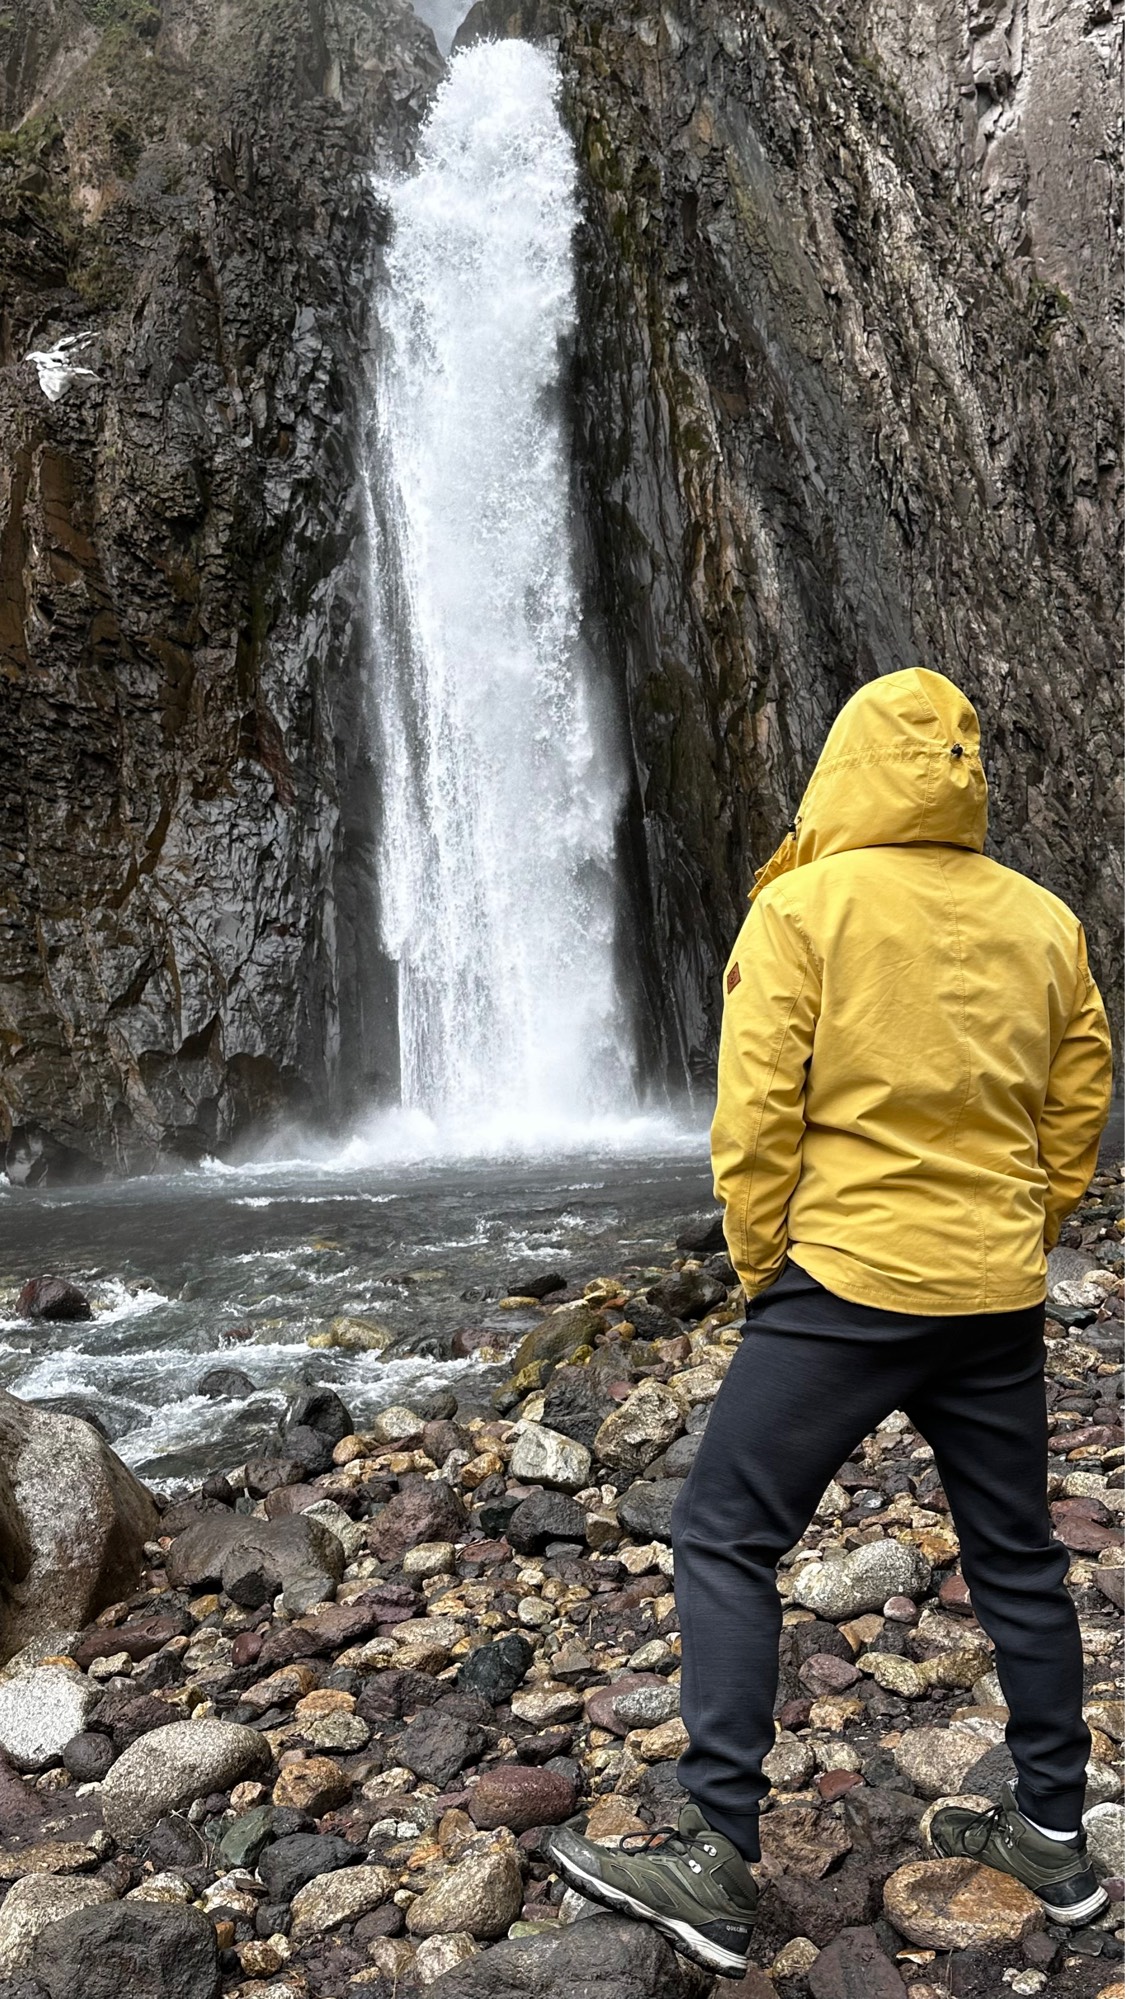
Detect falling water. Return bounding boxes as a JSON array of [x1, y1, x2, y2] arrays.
[[364, 41, 638, 1150]]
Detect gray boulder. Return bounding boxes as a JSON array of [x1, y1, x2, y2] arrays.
[[167, 1512, 344, 1613], [0, 1393, 158, 1666], [0, 1669, 98, 1773], [28, 1901, 219, 1999], [616, 1480, 684, 1544], [424, 1910, 709, 1997], [100, 1719, 268, 1840], [792, 1540, 932, 1620]]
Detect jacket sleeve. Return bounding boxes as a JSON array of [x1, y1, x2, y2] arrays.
[[1038, 929, 1114, 1251], [711, 889, 821, 1298]]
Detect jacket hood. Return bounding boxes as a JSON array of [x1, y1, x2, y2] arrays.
[[750, 667, 988, 902]]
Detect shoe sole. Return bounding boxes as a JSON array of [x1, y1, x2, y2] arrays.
[[1040, 1884, 1108, 1925], [548, 1840, 750, 1979]]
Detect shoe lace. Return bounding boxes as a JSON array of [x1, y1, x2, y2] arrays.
[[963, 1802, 1010, 1858], [620, 1824, 686, 1857]]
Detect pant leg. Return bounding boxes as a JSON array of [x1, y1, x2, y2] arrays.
[[670, 1325, 929, 1860], [904, 1311, 1090, 1831]]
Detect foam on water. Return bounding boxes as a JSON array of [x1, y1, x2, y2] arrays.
[[364, 41, 640, 1149]]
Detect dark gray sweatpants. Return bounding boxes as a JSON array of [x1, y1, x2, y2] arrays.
[[670, 1285, 1088, 1861]]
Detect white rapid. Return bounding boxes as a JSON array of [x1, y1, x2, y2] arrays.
[[364, 40, 639, 1154]]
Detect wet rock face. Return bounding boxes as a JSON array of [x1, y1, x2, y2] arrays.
[[463, 0, 1122, 1079], [0, 0, 442, 1178]]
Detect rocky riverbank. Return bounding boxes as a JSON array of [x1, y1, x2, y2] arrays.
[[0, 1172, 1118, 1999]]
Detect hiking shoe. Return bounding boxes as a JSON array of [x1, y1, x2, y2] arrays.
[[929, 1784, 1107, 1925], [548, 1801, 757, 1977]]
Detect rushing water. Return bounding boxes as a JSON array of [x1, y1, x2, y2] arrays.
[[0, 1150, 712, 1487], [364, 43, 636, 1146]]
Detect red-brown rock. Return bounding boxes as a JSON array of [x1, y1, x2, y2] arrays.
[[938, 1573, 973, 1614], [799, 1652, 861, 1696], [1050, 1497, 1118, 1552], [817, 1770, 865, 1803], [17, 1278, 91, 1321], [367, 1479, 466, 1562], [808, 1925, 908, 1998], [468, 1763, 577, 1833], [73, 1613, 187, 1672]]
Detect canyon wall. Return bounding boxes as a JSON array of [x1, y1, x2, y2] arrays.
[[466, 0, 1122, 1090], [2, 0, 1119, 1171], [0, 0, 440, 1177]]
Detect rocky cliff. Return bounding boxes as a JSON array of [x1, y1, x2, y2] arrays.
[[465, 0, 1123, 1089], [2, 0, 1119, 1173], [0, 0, 440, 1177]]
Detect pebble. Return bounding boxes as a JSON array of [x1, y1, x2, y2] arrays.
[[508, 1424, 592, 1494], [883, 1858, 1044, 1948], [893, 1726, 994, 1798], [288, 1863, 395, 1939], [763, 1731, 817, 1791], [773, 1936, 821, 1976], [270, 1755, 353, 1815], [509, 1683, 584, 1727], [593, 1381, 685, 1472], [468, 1763, 576, 1832], [406, 1850, 524, 1940], [403, 1541, 458, 1577]]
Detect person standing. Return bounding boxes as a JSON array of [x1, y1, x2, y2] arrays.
[[550, 669, 1114, 1979]]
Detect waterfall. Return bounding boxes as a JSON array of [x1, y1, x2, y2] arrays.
[[363, 41, 638, 1152]]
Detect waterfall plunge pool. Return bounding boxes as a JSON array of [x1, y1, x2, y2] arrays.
[[0, 1142, 712, 1487]]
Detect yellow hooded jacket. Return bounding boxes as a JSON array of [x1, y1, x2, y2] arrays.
[[713, 668, 1113, 1314]]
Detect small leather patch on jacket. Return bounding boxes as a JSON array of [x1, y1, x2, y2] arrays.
[[726, 962, 742, 993]]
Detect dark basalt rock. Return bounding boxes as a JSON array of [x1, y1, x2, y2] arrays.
[[196, 1369, 255, 1400], [16, 1279, 91, 1322], [506, 1489, 587, 1555], [28, 1903, 220, 1999], [506, 1270, 567, 1300], [419, 1910, 709, 1998], [0, 0, 444, 1178], [61, 1732, 115, 1782], [456, 1633, 534, 1706], [395, 1711, 486, 1789], [645, 1271, 727, 1322], [283, 1388, 353, 1447], [540, 1366, 617, 1454], [615, 1479, 683, 1544], [674, 1214, 727, 1256], [808, 1926, 910, 1999], [257, 1831, 365, 1904], [462, 0, 1120, 1080]]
